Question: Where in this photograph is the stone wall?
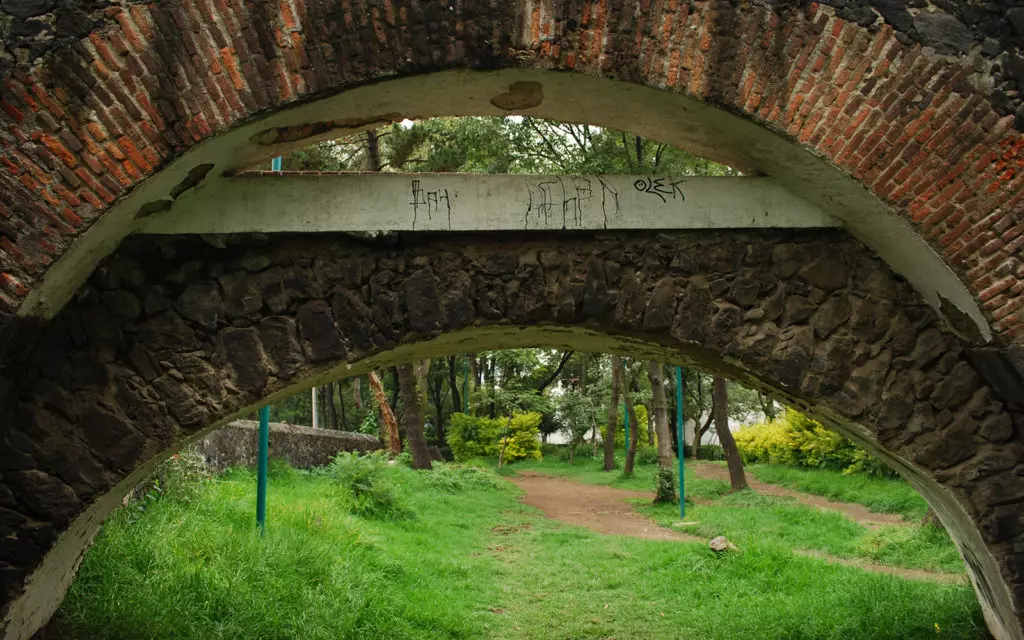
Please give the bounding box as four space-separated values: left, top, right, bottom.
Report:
192 420 380 472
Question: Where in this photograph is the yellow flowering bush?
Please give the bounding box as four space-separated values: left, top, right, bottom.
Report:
448 411 543 463
735 409 892 476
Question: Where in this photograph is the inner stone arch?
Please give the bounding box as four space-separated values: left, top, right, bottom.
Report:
1 228 1021 640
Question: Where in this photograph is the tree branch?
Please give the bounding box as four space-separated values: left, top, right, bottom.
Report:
535 350 574 395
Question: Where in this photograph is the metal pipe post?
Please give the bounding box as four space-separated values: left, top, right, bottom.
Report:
256 404 270 535
675 366 685 519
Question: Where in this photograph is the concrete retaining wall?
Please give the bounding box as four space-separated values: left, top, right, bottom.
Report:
194 420 381 471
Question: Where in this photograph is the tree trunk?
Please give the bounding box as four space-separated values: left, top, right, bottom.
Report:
325 382 339 429
603 355 622 471
368 371 401 454
338 381 349 429
447 356 461 421
397 363 432 470
713 377 747 491
365 129 382 171
623 389 640 476
353 377 363 410
648 362 673 469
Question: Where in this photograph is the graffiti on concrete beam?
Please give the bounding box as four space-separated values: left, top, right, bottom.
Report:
523 175 621 230
410 179 454 230
633 176 686 203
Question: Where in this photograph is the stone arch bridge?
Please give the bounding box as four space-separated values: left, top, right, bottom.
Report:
0 2 1022 640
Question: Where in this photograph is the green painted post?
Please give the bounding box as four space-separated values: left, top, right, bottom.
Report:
256 405 270 535
675 366 685 519
463 355 469 413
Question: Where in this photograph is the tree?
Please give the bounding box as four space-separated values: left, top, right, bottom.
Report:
647 362 673 469
368 371 401 454
603 355 622 471
713 377 747 491
396 364 432 470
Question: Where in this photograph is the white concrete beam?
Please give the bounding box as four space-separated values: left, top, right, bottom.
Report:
137 172 838 234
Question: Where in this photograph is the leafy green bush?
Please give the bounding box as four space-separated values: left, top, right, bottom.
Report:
268 456 299 482
735 410 895 477
325 451 413 520
682 444 726 461
654 467 677 504
447 412 543 463
423 463 501 493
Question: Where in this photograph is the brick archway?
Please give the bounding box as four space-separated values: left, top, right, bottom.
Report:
0 2 1020 347
1 229 1022 639
1 2 1023 638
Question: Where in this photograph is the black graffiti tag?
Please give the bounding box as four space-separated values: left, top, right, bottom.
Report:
633 176 686 203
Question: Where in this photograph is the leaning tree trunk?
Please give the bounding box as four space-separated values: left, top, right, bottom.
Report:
647 362 673 469
603 355 622 471
623 388 640 476
353 377 363 410
397 363 432 470
368 371 401 454
713 377 747 491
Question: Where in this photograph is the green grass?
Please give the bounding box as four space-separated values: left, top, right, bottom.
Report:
53 459 985 639
749 464 930 520
637 491 966 574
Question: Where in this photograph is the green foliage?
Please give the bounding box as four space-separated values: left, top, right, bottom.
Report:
448 412 543 463
684 444 727 461
422 463 501 493
358 410 379 435
654 467 678 504
325 451 412 520
268 456 299 482
735 409 895 477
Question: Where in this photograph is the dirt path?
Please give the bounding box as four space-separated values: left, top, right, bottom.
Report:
688 461 909 528
506 472 964 585
506 472 700 542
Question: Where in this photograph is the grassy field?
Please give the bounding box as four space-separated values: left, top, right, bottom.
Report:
52 457 985 640
748 464 930 520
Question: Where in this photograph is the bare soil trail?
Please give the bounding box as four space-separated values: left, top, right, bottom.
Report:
505 471 966 585
506 472 701 542
688 461 910 528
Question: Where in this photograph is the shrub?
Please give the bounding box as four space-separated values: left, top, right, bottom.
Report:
423 463 501 493
325 451 413 520
735 409 896 477
654 467 678 504
447 412 543 463
268 456 299 482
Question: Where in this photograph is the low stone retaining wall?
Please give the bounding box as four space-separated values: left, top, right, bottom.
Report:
194 420 381 471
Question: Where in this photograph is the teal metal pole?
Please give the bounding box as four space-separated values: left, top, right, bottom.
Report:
675 366 685 519
257 154 280 535
463 356 469 413
256 405 270 535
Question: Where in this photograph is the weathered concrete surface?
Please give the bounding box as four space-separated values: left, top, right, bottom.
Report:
138 173 838 234
193 420 380 472
0 230 1022 640
0 4 1018 351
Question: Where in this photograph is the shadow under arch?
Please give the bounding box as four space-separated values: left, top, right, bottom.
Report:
1 228 1020 639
